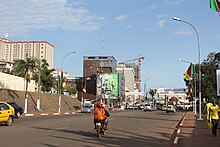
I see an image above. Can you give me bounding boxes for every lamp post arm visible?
[61,51,77,69]
[180,20,200,65]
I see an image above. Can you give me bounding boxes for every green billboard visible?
[97,73,119,99]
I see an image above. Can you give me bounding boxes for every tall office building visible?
[0,37,54,68]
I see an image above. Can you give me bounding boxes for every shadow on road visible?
[33,126,173,147]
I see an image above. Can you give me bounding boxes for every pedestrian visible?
[209,100,220,136]
[203,99,213,129]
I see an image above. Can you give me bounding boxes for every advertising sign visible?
[97,74,119,99]
[217,70,220,96]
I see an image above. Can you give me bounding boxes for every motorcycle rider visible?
[93,102,110,129]
[93,102,106,129]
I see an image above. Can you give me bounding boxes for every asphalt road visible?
[0,110,185,147]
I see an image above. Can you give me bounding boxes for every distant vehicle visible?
[0,102,15,126]
[161,105,167,111]
[137,104,144,110]
[6,102,24,118]
[127,105,137,110]
[143,104,153,111]
[166,105,176,113]
[81,105,94,113]
[114,105,125,111]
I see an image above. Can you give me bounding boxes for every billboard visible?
[97,74,119,99]
[217,70,220,96]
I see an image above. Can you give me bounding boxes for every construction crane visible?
[119,55,144,92]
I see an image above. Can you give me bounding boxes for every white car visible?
[166,105,176,113]
[143,104,153,111]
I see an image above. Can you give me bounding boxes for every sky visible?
[0,0,219,90]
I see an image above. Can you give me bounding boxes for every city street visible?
[0,110,185,147]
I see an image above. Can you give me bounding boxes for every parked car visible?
[81,105,94,113]
[166,105,176,113]
[6,102,24,118]
[0,101,15,126]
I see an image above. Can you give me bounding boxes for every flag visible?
[62,79,67,88]
[83,85,86,93]
[184,64,195,81]
[189,84,193,94]
[210,0,220,12]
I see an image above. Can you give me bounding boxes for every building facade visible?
[0,37,54,68]
[83,56,117,101]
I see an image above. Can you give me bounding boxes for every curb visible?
[172,111,187,146]
[22,111,79,117]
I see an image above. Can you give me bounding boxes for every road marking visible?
[53,113,60,115]
[24,114,34,116]
[174,137,178,144]
[41,113,49,116]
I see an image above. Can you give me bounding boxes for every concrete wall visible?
[0,72,36,92]
[0,89,80,113]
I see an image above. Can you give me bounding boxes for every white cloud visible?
[123,23,134,29]
[0,0,104,36]
[164,0,185,5]
[172,28,193,35]
[135,5,157,14]
[115,15,128,22]
[156,19,167,28]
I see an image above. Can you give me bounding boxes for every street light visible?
[58,51,77,113]
[178,58,197,115]
[173,16,202,120]
[144,79,149,99]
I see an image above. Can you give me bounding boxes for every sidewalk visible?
[175,112,220,147]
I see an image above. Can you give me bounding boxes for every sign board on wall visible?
[97,74,119,99]
[217,70,220,96]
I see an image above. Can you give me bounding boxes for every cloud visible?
[156,19,167,28]
[115,14,128,22]
[0,0,104,36]
[164,0,185,5]
[171,28,193,35]
[135,5,157,13]
[123,23,134,29]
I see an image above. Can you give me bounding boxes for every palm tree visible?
[11,56,37,113]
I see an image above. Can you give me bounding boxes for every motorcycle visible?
[95,118,108,137]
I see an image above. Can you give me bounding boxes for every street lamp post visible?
[173,17,202,120]
[58,51,77,113]
[178,58,197,114]
[144,79,149,100]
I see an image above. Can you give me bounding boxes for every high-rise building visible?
[0,37,54,68]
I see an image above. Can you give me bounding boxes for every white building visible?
[157,88,187,99]
[0,37,54,69]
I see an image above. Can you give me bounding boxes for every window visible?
[0,103,9,110]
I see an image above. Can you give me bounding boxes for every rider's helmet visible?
[96,102,102,108]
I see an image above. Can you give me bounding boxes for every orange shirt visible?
[94,107,105,120]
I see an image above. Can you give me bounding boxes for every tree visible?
[41,60,56,92]
[11,56,37,99]
[32,59,56,92]
[199,52,220,101]
[66,88,77,95]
